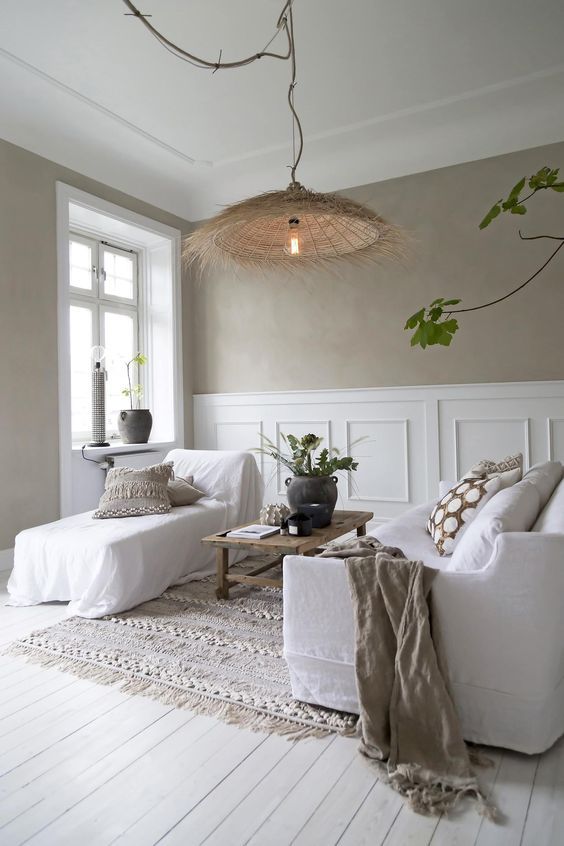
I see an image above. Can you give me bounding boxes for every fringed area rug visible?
[6,571,358,740]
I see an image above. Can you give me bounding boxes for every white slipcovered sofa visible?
[283,461,564,754]
[7,449,263,619]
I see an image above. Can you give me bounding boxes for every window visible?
[69,233,141,440]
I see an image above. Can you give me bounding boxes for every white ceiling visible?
[1,0,564,221]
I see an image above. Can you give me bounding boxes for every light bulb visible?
[285,217,301,256]
[90,345,106,367]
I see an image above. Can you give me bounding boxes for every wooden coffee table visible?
[202,510,373,599]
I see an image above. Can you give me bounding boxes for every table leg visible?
[356,523,367,537]
[216,547,229,600]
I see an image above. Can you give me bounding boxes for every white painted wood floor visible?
[0,570,563,846]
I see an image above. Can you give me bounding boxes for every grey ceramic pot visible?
[117,409,153,444]
[285,475,339,520]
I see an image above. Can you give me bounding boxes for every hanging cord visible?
[121,0,292,69]
[122,0,305,184]
[287,4,304,186]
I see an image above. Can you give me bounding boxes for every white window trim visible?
[69,233,141,441]
[57,182,184,518]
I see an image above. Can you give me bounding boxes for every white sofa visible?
[7,449,263,619]
[283,461,564,754]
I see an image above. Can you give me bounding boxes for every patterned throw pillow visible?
[464,453,523,490]
[427,476,501,556]
[94,462,173,519]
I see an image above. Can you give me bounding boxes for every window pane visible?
[104,311,136,432]
[103,249,134,300]
[69,240,93,291]
[70,305,93,436]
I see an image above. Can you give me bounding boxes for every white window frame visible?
[68,232,141,442]
[57,183,183,518]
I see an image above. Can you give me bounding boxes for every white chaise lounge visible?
[283,461,564,754]
[7,449,263,618]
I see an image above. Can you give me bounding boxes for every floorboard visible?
[1,575,564,845]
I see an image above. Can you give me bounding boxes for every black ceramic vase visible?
[285,475,339,520]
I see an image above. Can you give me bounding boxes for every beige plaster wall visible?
[191,141,564,394]
[0,138,193,549]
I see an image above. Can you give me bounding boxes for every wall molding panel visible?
[194,381,564,524]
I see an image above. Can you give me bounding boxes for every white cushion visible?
[448,479,541,572]
[523,461,563,509]
[369,502,455,571]
[533,478,564,533]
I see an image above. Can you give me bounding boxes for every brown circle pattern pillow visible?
[427,475,501,556]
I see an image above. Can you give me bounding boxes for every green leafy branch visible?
[404,298,461,349]
[479,167,564,229]
[121,352,148,410]
[405,166,564,349]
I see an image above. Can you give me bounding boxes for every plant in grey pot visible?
[117,352,152,444]
[256,433,358,522]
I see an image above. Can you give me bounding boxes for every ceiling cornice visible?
[0,45,212,169]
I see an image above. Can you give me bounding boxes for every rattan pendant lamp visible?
[123,0,403,272]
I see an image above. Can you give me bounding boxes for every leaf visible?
[441,318,459,333]
[441,298,461,306]
[404,308,425,330]
[529,166,551,189]
[479,202,502,229]
[410,325,424,348]
[429,306,443,322]
[506,176,526,204]
[510,204,527,215]
[551,183,564,192]
[429,298,445,306]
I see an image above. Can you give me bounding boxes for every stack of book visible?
[226,524,280,540]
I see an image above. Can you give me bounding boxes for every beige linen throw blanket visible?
[321,537,495,818]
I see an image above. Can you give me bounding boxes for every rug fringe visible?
[3,642,345,741]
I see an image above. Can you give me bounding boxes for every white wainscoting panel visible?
[346,419,410,503]
[194,381,564,524]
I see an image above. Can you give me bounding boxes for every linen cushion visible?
[532,477,564,533]
[427,476,501,556]
[448,479,541,572]
[94,462,173,519]
[463,453,523,490]
[168,476,205,507]
[522,461,563,509]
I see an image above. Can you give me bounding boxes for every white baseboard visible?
[0,548,14,572]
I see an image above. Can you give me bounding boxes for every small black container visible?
[297,503,332,528]
[287,512,313,537]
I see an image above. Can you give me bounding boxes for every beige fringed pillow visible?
[427,475,501,556]
[94,462,173,519]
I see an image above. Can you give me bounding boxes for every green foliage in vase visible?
[255,432,359,477]
[121,352,148,410]
[405,166,564,349]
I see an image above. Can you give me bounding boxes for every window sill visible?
[73,441,178,455]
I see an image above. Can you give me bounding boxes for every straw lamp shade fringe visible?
[183,183,405,273]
